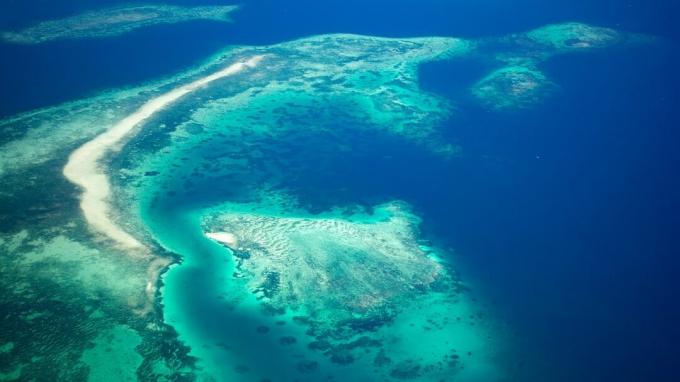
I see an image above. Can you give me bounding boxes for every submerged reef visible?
[472,65,554,110]
[203,201,442,326]
[0,23,648,381]
[524,22,625,52]
[471,22,645,110]
[1,4,238,44]
[199,198,499,381]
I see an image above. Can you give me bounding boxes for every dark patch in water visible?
[279,336,297,345]
[389,360,422,380]
[296,360,319,373]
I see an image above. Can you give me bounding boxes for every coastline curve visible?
[63,56,263,250]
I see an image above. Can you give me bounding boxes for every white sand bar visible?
[205,232,239,248]
[64,56,263,249]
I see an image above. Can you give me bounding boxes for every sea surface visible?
[1,1,679,381]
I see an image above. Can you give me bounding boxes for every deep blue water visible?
[420,46,680,381]
[1,1,679,381]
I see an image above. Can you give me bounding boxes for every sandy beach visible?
[63,56,263,249]
[205,232,239,248]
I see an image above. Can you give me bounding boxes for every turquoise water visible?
[145,198,502,381]
[1,1,679,381]
[123,33,507,380]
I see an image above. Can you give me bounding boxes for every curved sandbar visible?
[64,56,263,249]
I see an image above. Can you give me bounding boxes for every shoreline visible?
[63,55,263,251]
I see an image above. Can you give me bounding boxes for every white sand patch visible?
[205,232,239,248]
[63,56,263,249]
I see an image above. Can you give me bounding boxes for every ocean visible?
[1,1,679,381]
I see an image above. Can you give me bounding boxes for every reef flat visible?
[1,4,239,44]
[472,22,647,109]
[0,23,648,381]
[472,65,554,110]
[199,199,501,380]
[202,201,443,331]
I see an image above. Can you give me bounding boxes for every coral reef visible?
[1,5,238,44]
[472,65,554,110]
